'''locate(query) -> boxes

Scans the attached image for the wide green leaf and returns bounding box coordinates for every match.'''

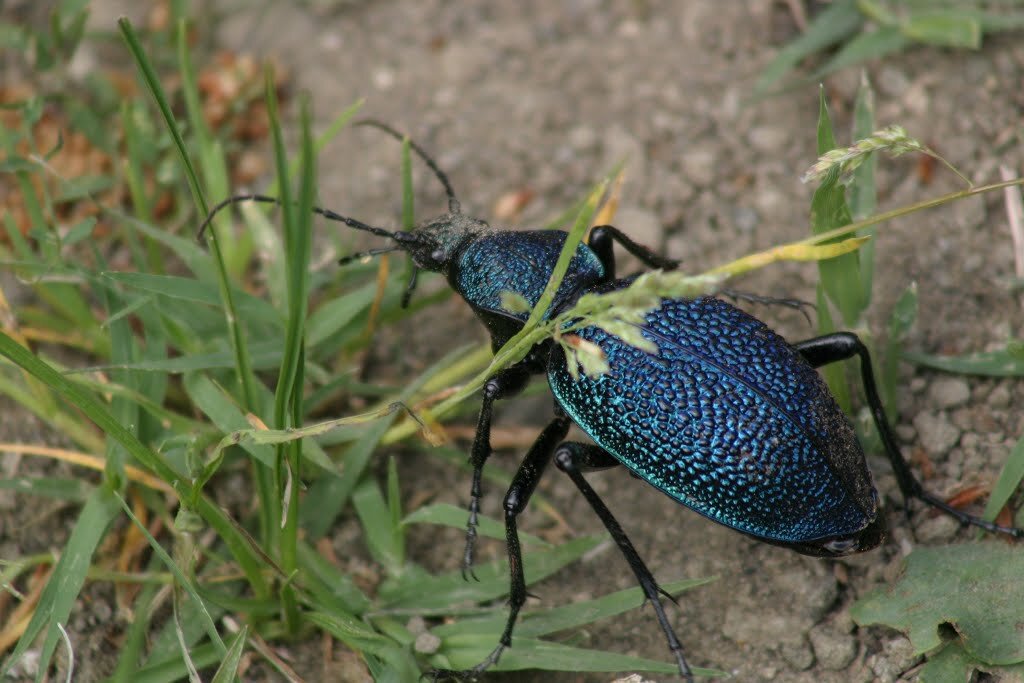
[851,543,1024,665]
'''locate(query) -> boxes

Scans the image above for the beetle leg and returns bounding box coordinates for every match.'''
[794,332,1024,539]
[589,224,681,279]
[555,441,694,683]
[463,366,534,581]
[432,415,571,682]
[719,289,815,325]
[400,265,420,308]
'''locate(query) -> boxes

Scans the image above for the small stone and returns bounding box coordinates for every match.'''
[809,626,858,671]
[952,195,986,229]
[568,125,597,151]
[912,411,961,455]
[91,599,112,623]
[12,649,41,678]
[722,605,790,644]
[776,562,839,623]
[405,616,427,635]
[732,206,759,234]
[678,145,718,187]
[414,631,441,654]
[753,186,787,217]
[963,450,988,477]
[779,635,815,670]
[929,377,971,409]
[876,66,910,98]
[372,67,395,90]
[747,125,790,154]
[894,424,916,443]
[988,384,1011,408]
[870,636,918,683]
[902,79,930,116]
[914,511,960,543]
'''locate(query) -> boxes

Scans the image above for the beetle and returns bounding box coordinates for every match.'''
[202,121,1023,681]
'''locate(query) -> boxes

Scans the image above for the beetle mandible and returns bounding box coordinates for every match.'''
[202,120,1024,681]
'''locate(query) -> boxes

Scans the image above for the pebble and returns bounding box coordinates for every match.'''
[780,635,816,671]
[988,384,1011,408]
[747,125,790,154]
[928,377,971,409]
[732,206,760,234]
[912,411,961,455]
[876,66,910,98]
[869,636,918,683]
[678,144,718,187]
[914,511,960,543]
[414,631,441,654]
[809,626,858,671]
[776,563,839,623]
[895,424,917,443]
[902,78,931,116]
[952,195,986,230]
[567,124,597,152]
[722,606,795,644]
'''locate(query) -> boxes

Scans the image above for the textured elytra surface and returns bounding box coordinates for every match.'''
[455,230,606,322]
[549,294,877,543]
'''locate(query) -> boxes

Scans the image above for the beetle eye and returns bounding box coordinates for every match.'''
[431,248,446,264]
[822,537,858,555]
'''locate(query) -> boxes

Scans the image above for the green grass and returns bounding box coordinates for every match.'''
[756,0,1024,97]
[0,12,714,682]
[3,6,1024,683]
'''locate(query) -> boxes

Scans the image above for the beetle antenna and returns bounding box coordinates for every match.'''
[337,245,402,266]
[355,119,462,215]
[198,193,408,243]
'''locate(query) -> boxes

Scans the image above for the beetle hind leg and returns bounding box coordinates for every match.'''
[554,442,695,683]
[795,332,1024,540]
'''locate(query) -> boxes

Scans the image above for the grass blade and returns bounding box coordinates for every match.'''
[983,436,1024,524]
[209,625,249,683]
[119,18,257,412]
[1,487,118,681]
[377,535,605,612]
[754,0,863,95]
[0,331,269,596]
[403,502,550,548]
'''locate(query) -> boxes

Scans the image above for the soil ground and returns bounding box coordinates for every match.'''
[5,1,1024,682]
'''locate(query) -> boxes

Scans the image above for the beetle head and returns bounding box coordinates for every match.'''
[401,211,488,273]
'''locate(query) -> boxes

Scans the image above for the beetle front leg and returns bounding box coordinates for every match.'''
[462,365,534,581]
[432,415,571,682]
[588,224,681,279]
[794,332,1023,539]
[555,442,694,683]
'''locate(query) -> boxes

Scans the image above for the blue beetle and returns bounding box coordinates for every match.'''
[202,121,1022,681]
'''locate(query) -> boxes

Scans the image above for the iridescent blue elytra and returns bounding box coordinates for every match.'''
[548,285,877,545]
